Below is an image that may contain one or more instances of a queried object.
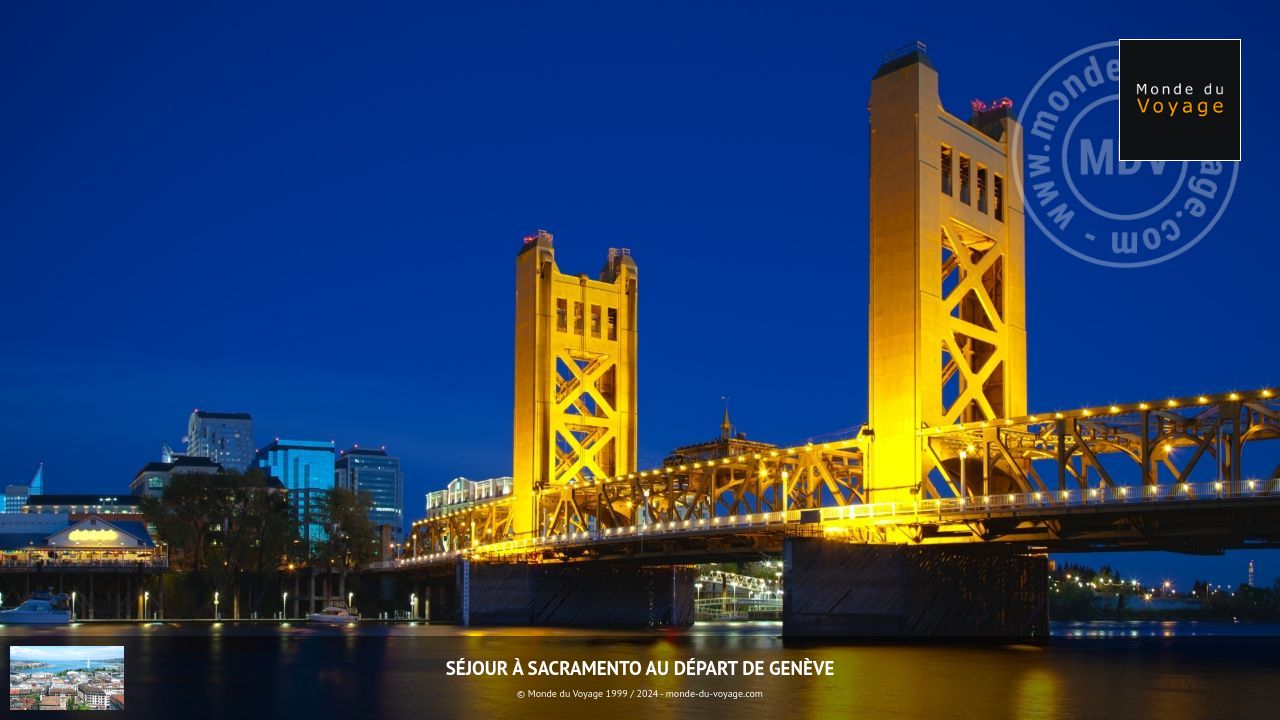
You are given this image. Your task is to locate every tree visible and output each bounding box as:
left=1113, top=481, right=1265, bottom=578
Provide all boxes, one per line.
left=314, top=488, right=379, bottom=603
left=221, top=470, right=300, bottom=615
left=142, top=470, right=299, bottom=616
left=141, top=473, right=220, bottom=572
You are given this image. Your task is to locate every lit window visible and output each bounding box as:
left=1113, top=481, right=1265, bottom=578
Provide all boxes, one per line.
left=977, top=166, right=988, bottom=213
left=940, top=145, right=953, bottom=196
left=993, top=174, right=1004, bottom=222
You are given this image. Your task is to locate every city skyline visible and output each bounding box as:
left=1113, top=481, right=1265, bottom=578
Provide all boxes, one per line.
left=2, top=1, right=1275, bottom=590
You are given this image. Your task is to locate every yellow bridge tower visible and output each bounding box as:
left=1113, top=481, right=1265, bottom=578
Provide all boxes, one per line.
left=867, top=45, right=1027, bottom=503
left=512, top=231, right=639, bottom=536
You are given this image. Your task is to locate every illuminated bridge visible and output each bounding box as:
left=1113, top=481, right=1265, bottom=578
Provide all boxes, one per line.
left=378, top=44, right=1280, bottom=637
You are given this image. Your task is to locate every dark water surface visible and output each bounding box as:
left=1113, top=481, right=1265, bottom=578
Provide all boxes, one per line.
left=4, top=621, right=1278, bottom=718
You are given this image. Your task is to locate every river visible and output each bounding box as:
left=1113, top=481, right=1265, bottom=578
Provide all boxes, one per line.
left=3, top=621, right=1277, bottom=717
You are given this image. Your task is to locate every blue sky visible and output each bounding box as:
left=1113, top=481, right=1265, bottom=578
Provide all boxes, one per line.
left=0, top=1, right=1273, bottom=588
left=10, top=645, right=124, bottom=663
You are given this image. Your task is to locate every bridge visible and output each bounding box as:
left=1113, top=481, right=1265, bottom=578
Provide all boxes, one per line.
left=377, top=44, right=1280, bottom=637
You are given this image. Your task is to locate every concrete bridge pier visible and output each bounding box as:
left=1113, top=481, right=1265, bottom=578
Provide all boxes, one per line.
left=456, top=560, right=695, bottom=627
left=783, top=538, right=1048, bottom=639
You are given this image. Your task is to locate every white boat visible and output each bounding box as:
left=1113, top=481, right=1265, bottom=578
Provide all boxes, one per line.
left=306, top=605, right=359, bottom=623
left=0, top=592, right=72, bottom=625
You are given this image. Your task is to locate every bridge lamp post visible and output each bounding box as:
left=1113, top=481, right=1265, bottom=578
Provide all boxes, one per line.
left=143, top=591, right=150, bottom=619
left=959, top=450, right=968, bottom=499
left=71, top=591, right=76, bottom=621
left=348, top=591, right=354, bottom=612
left=410, top=592, right=418, bottom=619
left=282, top=592, right=289, bottom=620
left=214, top=591, right=220, bottom=620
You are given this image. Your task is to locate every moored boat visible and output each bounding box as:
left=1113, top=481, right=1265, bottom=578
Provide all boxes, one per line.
left=0, top=591, right=72, bottom=625
left=306, top=605, right=359, bottom=624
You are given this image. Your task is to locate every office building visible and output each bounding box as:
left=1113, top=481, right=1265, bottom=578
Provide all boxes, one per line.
left=187, top=410, right=255, bottom=472
left=3, top=464, right=45, bottom=514
left=335, top=446, right=404, bottom=543
left=255, top=439, right=335, bottom=550
left=130, top=456, right=222, bottom=497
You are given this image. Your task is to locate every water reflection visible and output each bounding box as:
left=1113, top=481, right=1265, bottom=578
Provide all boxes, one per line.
left=1, top=621, right=1277, bottom=718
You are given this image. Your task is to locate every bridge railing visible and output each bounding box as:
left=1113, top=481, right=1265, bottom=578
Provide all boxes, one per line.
left=821, top=478, right=1280, bottom=521
left=381, top=477, right=1280, bottom=568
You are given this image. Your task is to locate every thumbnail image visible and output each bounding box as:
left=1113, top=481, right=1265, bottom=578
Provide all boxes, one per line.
left=8, top=645, right=124, bottom=711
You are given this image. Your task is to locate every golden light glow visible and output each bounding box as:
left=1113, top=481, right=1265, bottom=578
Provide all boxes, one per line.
left=512, top=236, right=637, bottom=535
left=68, top=529, right=119, bottom=543
left=866, top=58, right=1026, bottom=505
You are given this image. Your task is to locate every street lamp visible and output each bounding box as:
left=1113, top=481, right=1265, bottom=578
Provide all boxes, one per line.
left=214, top=591, right=220, bottom=620
left=143, top=591, right=150, bottom=619
left=71, top=591, right=76, bottom=621
left=348, top=591, right=354, bottom=612
left=282, top=592, right=289, bottom=620
left=959, top=450, right=968, bottom=498
left=410, top=592, right=417, bottom=619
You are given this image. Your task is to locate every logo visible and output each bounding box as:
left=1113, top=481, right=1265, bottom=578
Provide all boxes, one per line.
left=1119, top=39, right=1240, bottom=161
left=1012, top=42, right=1238, bottom=268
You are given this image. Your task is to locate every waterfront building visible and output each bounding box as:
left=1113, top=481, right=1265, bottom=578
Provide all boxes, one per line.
left=425, top=476, right=513, bottom=513
left=186, top=410, right=254, bottom=472
left=255, top=439, right=335, bottom=550
left=129, top=456, right=222, bottom=497
left=21, top=495, right=143, bottom=518
left=0, top=514, right=164, bottom=570
left=335, top=447, right=404, bottom=543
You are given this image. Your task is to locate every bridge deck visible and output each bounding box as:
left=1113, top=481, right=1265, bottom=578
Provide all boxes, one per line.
left=379, top=479, right=1280, bottom=570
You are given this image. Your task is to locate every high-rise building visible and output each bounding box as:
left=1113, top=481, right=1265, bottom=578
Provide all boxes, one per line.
left=4, top=464, right=45, bottom=514
left=255, top=439, right=335, bottom=550
left=187, top=410, right=254, bottom=472
left=335, top=447, right=404, bottom=543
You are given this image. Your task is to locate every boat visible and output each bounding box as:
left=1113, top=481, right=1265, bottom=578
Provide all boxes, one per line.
left=306, top=604, right=359, bottom=624
left=0, top=591, right=72, bottom=625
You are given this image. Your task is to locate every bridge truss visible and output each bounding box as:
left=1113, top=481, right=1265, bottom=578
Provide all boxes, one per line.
left=401, top=388, right=1280, bottom=563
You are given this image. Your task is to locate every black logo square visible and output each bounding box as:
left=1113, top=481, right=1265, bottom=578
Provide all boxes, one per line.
left=1119, top=39, right=1240, bottom=161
